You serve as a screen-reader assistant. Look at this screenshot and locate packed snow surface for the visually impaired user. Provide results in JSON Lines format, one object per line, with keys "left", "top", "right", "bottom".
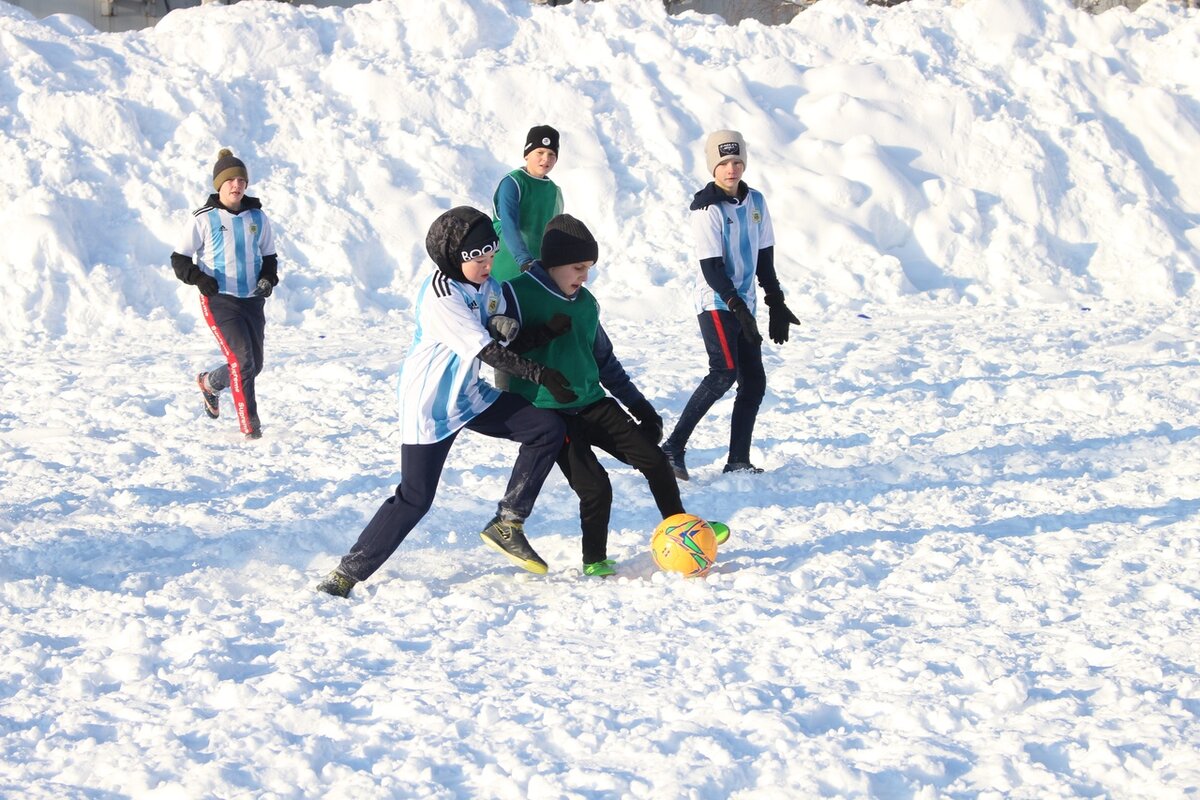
{"left": 1, "top": 0, "right": 1198, "bottom": 796}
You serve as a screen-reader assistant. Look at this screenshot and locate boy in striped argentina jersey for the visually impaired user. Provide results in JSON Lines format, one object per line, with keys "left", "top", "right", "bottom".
{"left": 316, "top": 207, "right": 577, "bottom": 599}
{"left": 661, "top": 130, "right": 801, "bottom": 480}
{"left": 171, "top": 148, "right": 279, "bottom": 440}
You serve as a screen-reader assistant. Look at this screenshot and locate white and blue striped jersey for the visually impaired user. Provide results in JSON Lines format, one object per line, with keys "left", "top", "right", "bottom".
{"left": 691, "top": 188, "right": 775, "bottom": 315}
{"left": 397, "top": 271, "right": 505, "bottom": 444}
{"left": 176, "top": 203, "right": 276, "bottom": 298}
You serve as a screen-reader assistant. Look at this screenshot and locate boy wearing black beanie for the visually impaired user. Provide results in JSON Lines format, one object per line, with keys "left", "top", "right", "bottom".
{"left": 489, "top": 124, "right": 564, "bottom": 285}
{"left": 494, "top": 215, "right": 724, "bottom": 577}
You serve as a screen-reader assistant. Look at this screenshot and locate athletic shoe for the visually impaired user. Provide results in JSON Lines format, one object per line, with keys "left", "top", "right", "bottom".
{"left": 316, "top": 569, "right": 356, "bottom": 598}
{"left": 722, "top": 462, "right": 763, "bottom": 474}
{"left": 662, "top": 443, "right": 689, "bottom": 481}
{"left": 246, "top": 414, "right": 262, "bottom": 440}
{"left": 480, "top": 516, "right": 548, "bottom": 575}
{"left": 583, "top": 559, "right": 617, "bottom": 577}
{"left": 709, "top": 521, "right": 731, "bottom": 545}
{"left": 197, "top": 372, "right": 219, "bottom": 419}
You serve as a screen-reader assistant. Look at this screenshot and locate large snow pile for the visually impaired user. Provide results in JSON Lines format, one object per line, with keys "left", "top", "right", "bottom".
{"left": 1, "top": 0, "right": 1199, "bottom": 797}
{"left": 0, "top": 0, "right": 1197, "bottom": 345}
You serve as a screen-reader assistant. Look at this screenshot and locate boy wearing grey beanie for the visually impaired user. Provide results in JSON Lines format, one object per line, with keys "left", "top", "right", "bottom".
{"left": 661, "top": 130, "right": 800, "bottom": 480}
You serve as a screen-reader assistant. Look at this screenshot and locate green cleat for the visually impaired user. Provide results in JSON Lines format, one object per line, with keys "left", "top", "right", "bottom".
{"left": 709, "top": 521, "right": 730, "bottom": 545}
{"left": 480, "top": 516, "right": 548, "bottom": 575}
{"left": 583, "top": 559, "right": 617, "bottom": 577}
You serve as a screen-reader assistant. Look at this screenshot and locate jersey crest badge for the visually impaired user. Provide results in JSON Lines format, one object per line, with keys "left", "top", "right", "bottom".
{"left": 752, "top": 210, "right": 762, "bottom": 224}
{"left": 487, "top": 295, "right": 500, "bottom": 314}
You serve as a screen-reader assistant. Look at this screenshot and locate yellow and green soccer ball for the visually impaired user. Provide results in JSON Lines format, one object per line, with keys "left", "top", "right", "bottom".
{"left": 651, "top": 513, "right": 718, "bottom": 577}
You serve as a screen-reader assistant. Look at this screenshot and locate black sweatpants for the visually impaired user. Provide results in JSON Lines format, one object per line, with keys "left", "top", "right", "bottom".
{"left": 337, "top": 393, "right": 565, "bottom": 582}
{"left": 557, "top": 398, "right": 685, "bottom": 563}
{"left": 664, "top": 308, "right": 766, "bottom": 465}
{"left": 202, "top": 293, "right": 266, "bottom": 421}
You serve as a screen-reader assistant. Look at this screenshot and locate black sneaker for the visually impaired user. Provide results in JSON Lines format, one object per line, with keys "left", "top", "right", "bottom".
{"left": 246, "top": 414, "right": 262, "bottom": 440}
{"left": 480, "top": 516, "right": 548, "bottom": 575}
{"left": 316, "top": 569, "right": 356, "bottom": 598}
{"left": 662, "top": 443, "right": 689, "bottom": 481}
{"left": 723, "top": 462, "right": 764, "bottom": 474}
{"left": 197, "top": 372, "right": 219, "bottom": 419}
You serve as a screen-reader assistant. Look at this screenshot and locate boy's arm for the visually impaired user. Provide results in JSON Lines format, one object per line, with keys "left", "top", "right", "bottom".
{"left": 477, "top": 342, "right": 576, "bottom": 403}
{"left": 594, "top": 324, "right": 662, "bottom": 442}
{"left": 170, "top": 216, "right": 218, "bottom": 296}
{"left": 494, "top": 176, "right": 535, "bottom": 269}
{"left": 258, "top": 213, "right": 279, "bottom": 287}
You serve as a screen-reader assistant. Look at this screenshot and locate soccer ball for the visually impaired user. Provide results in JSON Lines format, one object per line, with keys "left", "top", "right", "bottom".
{"left": 651, "top": 513, "right": 718, "bottom": 577}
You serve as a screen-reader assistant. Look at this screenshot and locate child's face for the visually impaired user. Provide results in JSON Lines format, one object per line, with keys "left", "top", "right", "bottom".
{"left": 548, "top": 260, "right": 594, "bottom": 297}
{"left": 713, "top": 159, "right": 745, "bottom": 194}
{"left": 525, "top": 148, "right": 558, "bottom": 179}
{"left": 460, "top": 252, "right": 496, "bottom": 284}
{"left": 219, "top": 177, "right": 248, "bottom": 208}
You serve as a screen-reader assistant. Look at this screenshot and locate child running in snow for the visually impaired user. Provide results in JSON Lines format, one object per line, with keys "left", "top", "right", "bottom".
{"left": 493, "top": 214, "right": 727, "bottom": 577}
{"left": 661, "top": 130, "right": 801, "bottom": 479}
{"left": 171, "top": 148, "right": 279, "bottom": 440}
{"left": 316, "top": 206, "right": 578, "bottom": 598}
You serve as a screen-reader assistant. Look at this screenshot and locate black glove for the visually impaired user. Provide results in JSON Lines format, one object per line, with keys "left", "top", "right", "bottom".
{"left": 726, "top": 296, "right": 762, "bottom": 345}
{"left": 537, "top": 366, "right": 577, "bottom": 404}
{"left": 252, "top": 278, "right": 274, "bottom": 298}
{"left": 509, "top": 313, "right": 572, "bottom": 354}
{"left": 196, "top": 273, "right": 219, "bottom": 297}
{"left": 627, "top": 398, "right": 663, "bottom": 444}
{"left": 765, "top": 292, "right": 800, "bottom": 344}
{"left": 488, "top": 315, "right": 519, "bottom": 341}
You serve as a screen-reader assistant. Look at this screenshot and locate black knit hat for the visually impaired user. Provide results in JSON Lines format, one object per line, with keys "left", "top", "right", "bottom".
{"left": 425, "top": 206, "right": 499, "bottom": 282}
{"left": 524, "top": 125, "right": 560, "bottom": 157}
{"left": 541, "top": 214, "right": 598, "bottom": 269}
{"left": 212, "top": 148, "right": 248, "bottom": 190}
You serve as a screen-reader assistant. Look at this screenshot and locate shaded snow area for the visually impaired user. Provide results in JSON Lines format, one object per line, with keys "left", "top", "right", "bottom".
{"left": 1, "top": 0, "right": 1198, "bottom": 796}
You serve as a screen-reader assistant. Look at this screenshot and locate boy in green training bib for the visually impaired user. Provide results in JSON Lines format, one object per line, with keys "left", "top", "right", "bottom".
{"left": 490, "top": 125, "right": 565, "bottom": 283}
{"left": 493, "top": 215, "right": 726, "bottom": 577}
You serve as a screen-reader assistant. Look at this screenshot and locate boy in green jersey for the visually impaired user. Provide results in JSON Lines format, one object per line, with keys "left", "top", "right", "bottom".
{"left": 493, "top": 215, "right": 726, "bottom": 576}
{"left": 490, "top": 125, "right": 565, "bottom": 283}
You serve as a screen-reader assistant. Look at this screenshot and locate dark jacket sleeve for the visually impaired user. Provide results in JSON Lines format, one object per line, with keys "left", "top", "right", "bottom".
{"left": 171, "top": 252, "right": 204, "bottom": 285}
{"left": 699, "top": 256, "right": 740, "bottom": 305}
{"left": 477, "top": 341, "right": 545, "bottom": 384}
{"left": 594, "top": 324, "right": 646, "bottom": 410}
{"left": 754, "top": 246, "right": 782, "bottom": 297}
{"left": 259, "top": 254, "right": 279, "bottom": 286}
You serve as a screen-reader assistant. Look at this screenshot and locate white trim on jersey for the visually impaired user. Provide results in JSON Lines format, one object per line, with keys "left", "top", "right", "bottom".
{"left": 175, "top": 205, "right": 276, "bottom": 298}
{"left": 691, "top": 188, "right": 775, "bottom": 315}
{"left": 397, "top": 272, "right": 506, "bottom": 444}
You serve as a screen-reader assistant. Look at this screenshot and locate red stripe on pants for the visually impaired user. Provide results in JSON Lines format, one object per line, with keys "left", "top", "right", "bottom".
{"left": 710, "top": 310, "right": 735, "bottom": 369}
{"left": 200, "top": 295, "right": 253, "bottom": 434}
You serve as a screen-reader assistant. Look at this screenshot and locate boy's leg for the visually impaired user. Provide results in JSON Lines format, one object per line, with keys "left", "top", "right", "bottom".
{"left": 556, "top": 412, "right": 613, "bottom": 563}
{"left": 201, "top": 295, "right": 260, "bottom": 432}
{"left": 589, "top": 399, "right": 685, "bottom": 520}
{"left": 245, "top": 298, "right": 266, "bottom": 421}
{"left": 663, "top": 310, "right": 740, "bottom": 452}
{"left": 728, "top": 337, "right": 766, "bottom": 465}
{"left": 464, "top": 393, "right": 565, "bottom": 521}
{"left": 337, "top": 436, "right": 456, "bottom": 582}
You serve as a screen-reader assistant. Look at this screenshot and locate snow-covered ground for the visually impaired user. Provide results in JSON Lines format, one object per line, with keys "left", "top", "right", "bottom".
{"left": 1, "top": 0, "right": 1198, "bottom": 796}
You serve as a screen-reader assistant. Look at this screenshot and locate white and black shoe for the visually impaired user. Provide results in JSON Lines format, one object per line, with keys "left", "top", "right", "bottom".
{"left": 197, "top": 372, "right": 219, "bottom": 419}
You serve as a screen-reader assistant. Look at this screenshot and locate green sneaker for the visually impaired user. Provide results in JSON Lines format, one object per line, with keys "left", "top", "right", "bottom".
{"left": 710, "top": 521, "right": 730, "bottom": 545}
{"left": 480, "top": 516, "right": 549, "bottom": 575}
{"left": 583, "top": 559, "right": 617, "bottom": 577}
